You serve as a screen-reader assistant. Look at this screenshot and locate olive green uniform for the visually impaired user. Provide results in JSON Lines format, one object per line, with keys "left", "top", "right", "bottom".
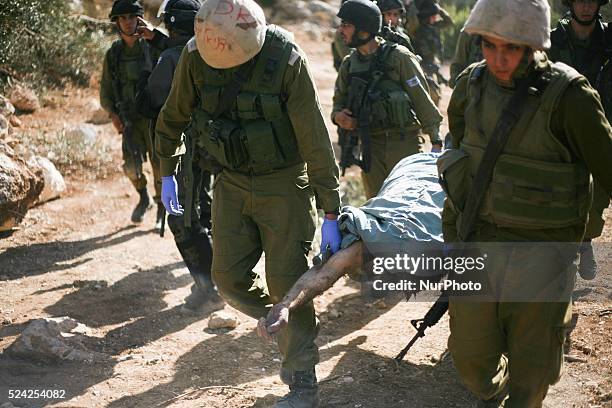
{"left": 449, "top": 30, "right": 483, "bottom": 88}
{"left": 549, "top": 18, "right": 612, "bottom": 240}
{"left": 156, "top": 28, "right": 340, "bottom": 372}
{"left": 332, "top": 39, "right": 442, "bottom": 198}
{"left": 332, "top": 30, "right": 352, "bottom": 72}
{"left": 442, "top": 54, "right": 612, "bottom": 407}
{"left": 100, "top": 39, "right": 160, "bottom": 199}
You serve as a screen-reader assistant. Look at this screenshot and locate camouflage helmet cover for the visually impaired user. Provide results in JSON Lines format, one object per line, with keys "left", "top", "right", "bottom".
{"left": 463, "top": 0, "right": 551, "bottom": 50}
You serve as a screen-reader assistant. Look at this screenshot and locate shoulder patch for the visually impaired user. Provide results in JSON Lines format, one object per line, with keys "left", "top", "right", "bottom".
{"left": 187, "top": 37, "right": 197, "bottom": 53}
{"left": 288, "top": 47, "right": 301, "bottom": 66}
{"left": 406, "top": 76, "right": 421, "bottom": 88}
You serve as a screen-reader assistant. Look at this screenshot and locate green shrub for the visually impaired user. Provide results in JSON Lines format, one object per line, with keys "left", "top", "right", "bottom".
{"left": 0, "top": 0, "right": 107, "bottom": 93}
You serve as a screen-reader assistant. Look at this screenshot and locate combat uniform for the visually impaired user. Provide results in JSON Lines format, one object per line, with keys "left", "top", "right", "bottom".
{"left": 100, "top": 38, "right": 160, "bottom": 202}
{"left": 549, "top": 17, "right": 612, "bottom": 244}
{"left": 442, "top": 51, "right": 612, "bottom": 407}
{"left": 156, "top": 26, "right": 341, "bottom": 374}
{"left": 332, "top": 39, "right": 442, "bottom": 198}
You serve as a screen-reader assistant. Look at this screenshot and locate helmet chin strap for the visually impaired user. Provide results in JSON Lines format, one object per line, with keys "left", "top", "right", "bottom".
{"left": 349, "top": 32, "right": 375, "bottom": 48}
{"left": 571, "top": 8, "right": 600, "bottom": 26}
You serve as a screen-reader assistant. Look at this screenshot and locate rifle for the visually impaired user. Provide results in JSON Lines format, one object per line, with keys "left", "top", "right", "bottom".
{"left": 338, "top": 72, "right": 382, "bottom": 175}
{"left": 110, "top": 44, "right": 145, "bottom": 179}
{"left": 394, "top": 292, "right": 448, "bottom": 361}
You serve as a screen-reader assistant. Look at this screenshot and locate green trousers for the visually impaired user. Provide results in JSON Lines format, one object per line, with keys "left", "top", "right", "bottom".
{"left": 361, "top": 130, "right": 422, "bottom": 199}
{"left": 210, "top": 163, "right": 319, "bottom": 371}
{"left": 448, "top": 243, "right": 574, "bottom": 407}
{"left": 121, "top": 116, "right": 161, "bottom": 201}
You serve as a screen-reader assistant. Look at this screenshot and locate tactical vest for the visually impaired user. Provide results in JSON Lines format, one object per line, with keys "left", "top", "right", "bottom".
{"left": 443, "top": 61, "right": 592, "bottom": 230}
{"left": 109, "top": 39, "right": 153, "bottom": 112}
{"left": 347, "top": 42, "right": 420, "bottom": 134}
{"left": 192, "top": 25, "right": 301, "bottom": 174}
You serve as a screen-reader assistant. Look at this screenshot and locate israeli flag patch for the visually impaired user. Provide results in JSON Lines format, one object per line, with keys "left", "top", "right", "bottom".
{"left": 406, "top": 76, "right": 420, "bottom": 87}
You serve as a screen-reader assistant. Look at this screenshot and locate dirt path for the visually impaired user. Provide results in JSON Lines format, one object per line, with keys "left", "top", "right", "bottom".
{"left": 0, "top": 28, "right": 610, "bottom": 408}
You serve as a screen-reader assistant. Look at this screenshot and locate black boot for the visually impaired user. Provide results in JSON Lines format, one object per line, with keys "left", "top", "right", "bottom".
{"left": 131, "top": 188, "right": 152, "bottom": 224}
{"left": 273, "top": 368, "right": 320, "bottom": 408}
{"left": 154, "top": 203, "right": 165, "bottom": 231}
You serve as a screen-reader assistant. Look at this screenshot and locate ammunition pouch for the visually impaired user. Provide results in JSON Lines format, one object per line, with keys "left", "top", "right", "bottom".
{"left": 192, "top": 109, "right": 248, "bottom": 171}
{"left": 437, "top": 148, "right": 470, "bottom": 213}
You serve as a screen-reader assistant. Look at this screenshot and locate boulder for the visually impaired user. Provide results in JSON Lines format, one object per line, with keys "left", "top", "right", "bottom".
{"left": 276, "top": 1, "right": 313, "bottom": 20}
{"left": 0, "top": 141, "right": 44, "bottom": 231}
{"left": 0, "top": 95, "right": 15, "bottom": 118}
{"left": 36, "top": 157, "right": 66, "bottom": 203}
{"left": 9, "top": 85, "right": 40, "bottom": 113}
{"left": 208, "top": 310, "right": 239, "bottom": 329}
{"left": 65, "top": 124, "right": 98, "bottom": 146}
{"left": 5, "top": 317, "right": 106, "bottom": 363}
{"left": 87, "top": 99, "right": 111, "bottom": 125}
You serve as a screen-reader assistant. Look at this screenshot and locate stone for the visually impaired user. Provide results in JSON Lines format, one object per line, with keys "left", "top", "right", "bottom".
{"left": 35, "top": 157, "right": 66, "bottom": 203}
{"left": 250, "top": 352, "right": 264, "bottom": 360}
{"left": 208, "top": 310, "right": 239, "bottom": 329}
{"left": 65, "top": 124, "right": 98, "bottom": 146}
{"left": 0, "top": 95, "right": 15, "bottom": 118}
{"left": 0, "top": 114, "right": 8, "bottom": 139}
{"left": 277, "top": 1, "right": 312, "bottom": 20}
{"left": 9, "top": 115, "right": 21, "bottom": 128}
{"left": 9, "top": 85, "right": 40, "bottom": 113}
{"left": 0, "top": 140, "right": 44, "bottom": 231}
{"left": 6, "top": 317, "right": 107, "bottom": 363}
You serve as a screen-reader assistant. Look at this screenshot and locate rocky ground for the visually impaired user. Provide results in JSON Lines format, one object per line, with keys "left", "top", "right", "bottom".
{"left": 0, "top": 25, "right": 611, "bottom": 408}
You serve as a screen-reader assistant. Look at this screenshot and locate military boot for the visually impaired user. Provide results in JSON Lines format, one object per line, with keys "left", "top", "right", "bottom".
{"left": 154, "top": 204, "right": 165, "bottom": 231}
{"left": 181, "top": 282, "right": 224, "bottom": 315}
{"left": 273, "top": 368, "right": 320, "bottom": 408}
{"left": 131, "top": 188, "right": 153, "bottom": 224}
{"left": 578, "top": 240, "right": 597, "bottom": 280}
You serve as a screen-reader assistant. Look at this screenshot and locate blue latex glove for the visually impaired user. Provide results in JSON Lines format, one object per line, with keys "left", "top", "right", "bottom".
{"left": 161, "top": 175, "right": 183, "bottom": 216}
{"left": 320, "top": 218, "right": 341, "bottom": 254}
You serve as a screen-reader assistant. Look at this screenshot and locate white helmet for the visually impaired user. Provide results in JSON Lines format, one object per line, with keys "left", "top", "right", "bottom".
{"left": 195, "top": 0, "right": 267, "bottom": 69}
{"left": 463, "top": 0, "right": 551, "bottom": 50}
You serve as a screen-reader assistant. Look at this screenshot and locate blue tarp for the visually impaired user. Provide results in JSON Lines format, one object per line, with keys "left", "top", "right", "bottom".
{"left": 339, "top": 153, "right": 445, "bottom": 249}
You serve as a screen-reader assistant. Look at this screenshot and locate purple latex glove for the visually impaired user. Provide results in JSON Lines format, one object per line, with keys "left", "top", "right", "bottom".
{"left": 161, "top": 175, "right": 183, "bottom": 216}
{"left": 321, "top": 218, "right": 341, "bottom": 254}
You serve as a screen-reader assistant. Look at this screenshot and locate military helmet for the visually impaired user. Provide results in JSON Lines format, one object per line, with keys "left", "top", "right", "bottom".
{"left": 337, "top": 0, "right": 382, "bottom": 35}
{"left": 417, "top": 0, "right": 440, "bottom": 19}
{"left": 463, "top": 0, "right": 551, "bottom": 50}
{"left": 195, "top": 0, "right": 267, "bottom": 69}
{"left": 157, "top": 0, "right": 200, "bottom": 35}
{"left": 109, "top": 0, "right": 144, "bottom": 21}
{"left": 377, "top": 0, "right": 405, "bottom": 13}
{"left": 562, "top": 0, "right": 608, "bottom": 6}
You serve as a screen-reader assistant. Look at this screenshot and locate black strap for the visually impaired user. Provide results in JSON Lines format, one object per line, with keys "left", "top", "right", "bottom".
{"left": 458, "top": 68, "right": 543, "bottom": 242}
{"left": 212, "top": 58, "right": 257, "bottom": 119}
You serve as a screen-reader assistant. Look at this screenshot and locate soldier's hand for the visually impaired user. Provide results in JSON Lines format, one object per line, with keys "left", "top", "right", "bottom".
{"left": 136, "top": 17, "right": 155, "bottom": 40}
{"left": 110, "top": 113, "right": 124, "bottom": 133}
{"left": 256, "top": 303, "right": 289, "bottom": 342}
{"left": 334, "top": 109, "right": 357, "bottom": 131}
{"left": 161, "top": 175, "right": 184, "bottom": 216}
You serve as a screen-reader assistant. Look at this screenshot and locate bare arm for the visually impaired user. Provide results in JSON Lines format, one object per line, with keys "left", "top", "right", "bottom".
{"left": 257, "top": 242, "right": 363, "bottom": 340}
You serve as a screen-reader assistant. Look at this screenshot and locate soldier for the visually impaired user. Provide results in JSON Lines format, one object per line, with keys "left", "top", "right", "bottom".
{"left": 155, "top": 0, "right": 341, "bottom": 406}
{"left": 100, "top": 0, "right": 160, "bottom": 224}
{"left": 442, "top": 0, "right": 612, "bottom": 406}
{"left": 137, "top": 0, "right": 222, "bottom": 312}
{"left": 411, "top": 0, "right": 454, "bottom": 105}
{"left": 449, "top": 29, "right": 483, "bottom": 88}
{"left": 549, "top": 0, "right": 612, "bottom": 280}
{"left": 332, "top": 0, "right": 442, "bottom": 199}
{"left": 377, "top": 0, "right": 415, "bottom": 52}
